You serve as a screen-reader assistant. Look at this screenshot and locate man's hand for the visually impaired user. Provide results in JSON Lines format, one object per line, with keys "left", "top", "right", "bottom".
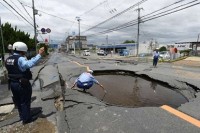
{"left": 99, "top": 84, "right": 107, "bottom": 94}
{"left": 39, "top": 47, "right": 45, "bottom": 55}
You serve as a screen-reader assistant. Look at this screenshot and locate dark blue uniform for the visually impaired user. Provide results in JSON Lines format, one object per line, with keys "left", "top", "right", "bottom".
{"left": 5, "top": 54, "right": 33, "bottom": 123}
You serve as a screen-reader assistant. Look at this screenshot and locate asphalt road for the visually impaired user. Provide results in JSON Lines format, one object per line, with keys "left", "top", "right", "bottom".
{"left": 0, "top": 52, "right": 200, "bottom": 133}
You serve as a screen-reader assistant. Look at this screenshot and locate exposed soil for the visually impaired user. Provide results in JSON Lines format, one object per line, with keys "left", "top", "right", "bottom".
{"left": 172, "top": 60, "right": 200, "bottom": 67}
{"left": 0, "top": 118, "right": 56, "bottom": 133}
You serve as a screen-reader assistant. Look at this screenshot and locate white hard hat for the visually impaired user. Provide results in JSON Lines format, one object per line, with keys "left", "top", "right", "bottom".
{"left": 13, "top": 42, "right": 28, "bottom": 52}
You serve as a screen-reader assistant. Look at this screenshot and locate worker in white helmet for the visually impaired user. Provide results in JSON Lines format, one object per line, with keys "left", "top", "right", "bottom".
{"left": 5, "top": 42, "right": 45, "bottom": 124}
{"left": 71, "top": 70, "right": 107, "bottom": 94}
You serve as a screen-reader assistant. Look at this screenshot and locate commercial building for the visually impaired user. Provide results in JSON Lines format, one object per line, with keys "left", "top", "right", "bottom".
{"left": 66, "top": 36, "right": 87, "bottom": 51}
{"left": 97, "top": 43, "right": 136, "bottom": 55}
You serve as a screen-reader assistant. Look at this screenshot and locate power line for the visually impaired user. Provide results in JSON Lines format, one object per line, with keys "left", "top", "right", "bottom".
{"left": 23, "top": 4, "right": 76, "bottom": 22}
{"left": 0, "top": 1, "right": 34, "bottom": 33}
{"left": 105, "top": 0, "right": 197, "bottom": 32}
{"left": 85, "top": 0, "right": 188, "bottom": 34}
{"left": 2, "top": 0, "right": 34, "bottom": 27}
{"left": 0, "top": 1, "right": 21, "bottom": 20}
{"left": 86, "top": 0, "right": 200, "bottom": 37}
{"left": 82, "top": 0, "right": 148, "bottom": 33}
{"left": 9, "top": 0, "right": 32, "bottom": 22}
{"left": 79, "top": 0, "right": 107, "bottom": 17}
{"left": 17, "top": 0, "right": 33, "bottom": 21}
{"left": 22, "top": 3, "right": 108, "bottom": 29}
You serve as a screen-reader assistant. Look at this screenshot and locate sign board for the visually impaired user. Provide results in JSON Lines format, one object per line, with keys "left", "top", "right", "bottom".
{"left": 46, "top": 28, "right": 51, "bottom": 33}
{"left": 41, "top": 28, "right": 45, "bottom": 33}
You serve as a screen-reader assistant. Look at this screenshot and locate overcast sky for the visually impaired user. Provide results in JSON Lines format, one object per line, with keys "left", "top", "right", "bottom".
{"left": 1, "top": 0, "right": 200, "bottom": 45}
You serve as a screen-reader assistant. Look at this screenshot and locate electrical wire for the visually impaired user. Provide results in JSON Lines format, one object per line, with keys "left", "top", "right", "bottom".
{"left": 0, "top": 1, "right": 21, "bottom": 20}
{"left": 84, "top": 0, "right": 188, "bottom": 34}
{"left": 120, "top": 0, "right": 197, "bottom": 28}
{"left": 0, "top": 1, "right": 34, "bottom": 34}
{"left": 9, "top": 0, "right": 32, "bottom": 22}
{"left": 79, "top": 0, "right": 107, "bottom": 17}
{"left": 86, "top": 0, "right": 200, "bottom": 37}
{"left": 17, "top": 0, "right": 33, "bottom": 21}
{"left": 2, "top": 0, "right": 34, "bottom": 27}
{"left": 82, "top": 0, "right": 148, "bottom": 33}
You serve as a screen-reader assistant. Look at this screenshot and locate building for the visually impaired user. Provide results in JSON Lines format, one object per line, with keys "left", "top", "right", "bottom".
{"left": 49, "top": 43, "right": 58, "bottom": 49}
{"left": 97, "top": 43, "right": 136, "bottom": 55}
{"left": 66, "top": 36, "right": 87, "bottom": 51}
{"left": 174, "top": 42, "right": 200, "bottom": 56}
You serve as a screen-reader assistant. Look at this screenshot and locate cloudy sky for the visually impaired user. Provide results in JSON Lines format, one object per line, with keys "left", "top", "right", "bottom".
{"left": 1, "top": 0, "right": 200, "bottom": 45}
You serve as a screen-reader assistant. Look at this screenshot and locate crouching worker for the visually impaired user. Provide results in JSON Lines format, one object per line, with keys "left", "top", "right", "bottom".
{"left": 5, "top": 42, "right": 44, "bottom": 124}
{"left": 71, "top": 70, "right": 107, "bottom": 94}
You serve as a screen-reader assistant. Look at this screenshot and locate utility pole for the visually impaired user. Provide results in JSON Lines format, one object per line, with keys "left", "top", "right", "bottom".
{"left": 135, "top": 7, "right": 143, "bottom": 56}
{"left": 0, "top": 17, "right": 5, "bottom": 61}
{"left": 106, "top": 35, "right": 108, "bottom": 45}
{"left": 76, "top": 17, "right": 81, "bottom": 51}
{"left": 32, "top": 0, "right": 37, "bottom": 53}
{"left": 197, "top": 33, "right": 200, "bottom": 42}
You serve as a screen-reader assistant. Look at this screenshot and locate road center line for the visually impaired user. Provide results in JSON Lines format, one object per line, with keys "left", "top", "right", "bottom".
{"left": 71, "top": 61, "right": 90, "bottom": 71}
{"left": 161, "top": 105, "right": 200, "bottom": 128}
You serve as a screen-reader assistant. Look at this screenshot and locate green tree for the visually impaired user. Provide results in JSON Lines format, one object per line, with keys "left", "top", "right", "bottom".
{"left": 0, "top": 22, "right": 35, "bottom": 53}
{"left": 123, "top": 40, "right": 135, "bottom": 43}
{"left": 159, "top": 46, "right": 167, "bottom": 51}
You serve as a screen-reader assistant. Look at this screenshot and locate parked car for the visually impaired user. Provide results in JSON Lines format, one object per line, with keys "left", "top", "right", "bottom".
{"left": 159, "top": 51, "right": 170, "bottom": 59}
{"left": 97, "top": 50, "right": 107, "bottom": 56}
{"left": 83, "top": 50, "right": 90, "bottom": 56}
{"left": 119, "top": 49, "right": 129, "bottom": 56}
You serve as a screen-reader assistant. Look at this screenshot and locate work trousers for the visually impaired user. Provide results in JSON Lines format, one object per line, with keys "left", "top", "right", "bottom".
{"left": 153, "top": 57, "right": 158, "bottom": 67}
{"left": 10, "top": 80, "right": 32, "bottom": 123}
{"left": 77, "top": 81, "right": 93, "bottom": 90}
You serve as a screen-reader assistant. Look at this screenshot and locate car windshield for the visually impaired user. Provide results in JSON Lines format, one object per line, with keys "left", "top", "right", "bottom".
{"left": 160, "top": 51, "right": 167, "bottom": 54}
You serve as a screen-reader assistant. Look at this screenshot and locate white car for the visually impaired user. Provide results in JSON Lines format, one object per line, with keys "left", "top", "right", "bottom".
{"left": 97, "top": 50, "right": 107, "bottom": 56}
{"left": 159, "top": 51, "right": 170, "bottom": 59}
{"left": 83, "top": 50, "right": 90, "bottom": 56}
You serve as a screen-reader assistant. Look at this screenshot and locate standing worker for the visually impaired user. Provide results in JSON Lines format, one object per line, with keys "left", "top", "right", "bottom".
{"left": 71, "top": 70, "right": 107, "bottom": 94}
{"left": 153, "top": 48, "right": 160, "bottom": 68}
{"left": 5, "top": 42, "right": 45, "bottom": 124}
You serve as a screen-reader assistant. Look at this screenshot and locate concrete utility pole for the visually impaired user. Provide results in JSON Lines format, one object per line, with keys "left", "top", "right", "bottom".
{"left": 32, "top": 0, "right": 37, "bottom": 53}
{"left": 106, "top": 35, "right": 108, "bottom": 45}
{"left": 136, "top": 7, "right": 143, "bottom": 56}
{"left": 197, "top": 33, "right": 200, "bottom": 42}
{"left": 0, "top": 17, "right": 5, "bottom": 61}
{"left": 76, "top": 17, "right": 81, "bottom": 50}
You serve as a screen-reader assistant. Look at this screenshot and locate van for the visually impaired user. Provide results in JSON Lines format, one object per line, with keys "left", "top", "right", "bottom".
{"left": 83, "top": 50, "right": 90, "bottom": 56}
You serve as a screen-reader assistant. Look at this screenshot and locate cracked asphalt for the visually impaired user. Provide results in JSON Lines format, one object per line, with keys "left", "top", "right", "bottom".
{"left": 0, "top": 52, "right": 200, "bottom": 133}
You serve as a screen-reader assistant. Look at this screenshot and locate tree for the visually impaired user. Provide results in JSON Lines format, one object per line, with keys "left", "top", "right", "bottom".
{"left": 123, "top": 40, "right": 135, "bottom": 43}
{"left": 159, "top": 46, "right": 167, "bottom": 51}
{"left": 0, "top": 22, "right": 35, "bottom": 53}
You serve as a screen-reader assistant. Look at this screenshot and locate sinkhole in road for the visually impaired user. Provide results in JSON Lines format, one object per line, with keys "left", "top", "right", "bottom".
{"left": 88, "top": 70, "right": 188, "bottom": 108}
